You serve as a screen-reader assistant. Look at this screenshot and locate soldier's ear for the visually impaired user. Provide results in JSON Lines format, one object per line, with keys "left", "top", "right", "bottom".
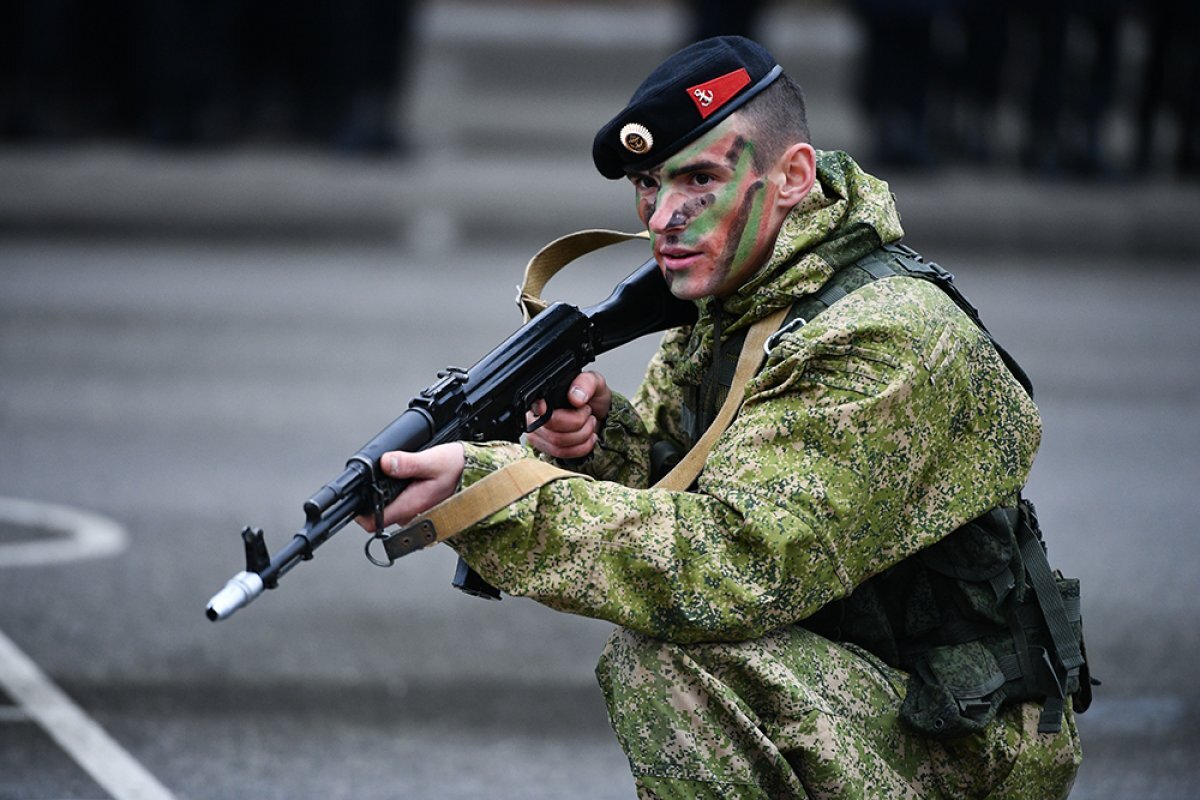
{"left": 774, "top": 142, "right": 816, "bottom": 209}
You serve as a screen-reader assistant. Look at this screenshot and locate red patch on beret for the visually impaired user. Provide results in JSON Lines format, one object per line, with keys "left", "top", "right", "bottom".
{"left": 686, "top": 68, "right": 752, "bottom": 120}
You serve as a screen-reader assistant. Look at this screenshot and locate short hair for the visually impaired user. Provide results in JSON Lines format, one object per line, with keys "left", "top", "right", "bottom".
{"left": 736, "top": 73, "right": 811, "bottom": 170}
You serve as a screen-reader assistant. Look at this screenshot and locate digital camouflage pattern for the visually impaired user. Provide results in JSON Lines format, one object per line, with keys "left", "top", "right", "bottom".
{"left": 448, "top": 150, "right": 1080, "bottom": 797}
{"left": 597, "top": 626, "right": 1081, "bottom": 799}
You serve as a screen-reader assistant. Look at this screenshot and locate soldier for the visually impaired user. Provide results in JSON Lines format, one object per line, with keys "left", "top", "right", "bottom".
{"left": 361, "top": 37, "right": 1088, "bottom": 799}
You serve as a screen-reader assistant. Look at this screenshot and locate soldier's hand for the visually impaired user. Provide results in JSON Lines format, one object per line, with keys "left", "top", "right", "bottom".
{"left": 526, "top": 371, "right": 612, "bottom": 461}
{"left": 354, "top": 443, "right": 465, "bottom": 532}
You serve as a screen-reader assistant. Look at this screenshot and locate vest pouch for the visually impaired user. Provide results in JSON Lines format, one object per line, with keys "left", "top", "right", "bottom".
{"left": 900, "top": 640, "right": 1007, "bottom": 737}
{"left": 917, "top": 507, "right": 1025, "bottom": 627}
{"left": 649, "top": 439, "right": 685, "bottom": 485}
{"left": 1055, "top": 574, "right": 1094, "bottom": 713}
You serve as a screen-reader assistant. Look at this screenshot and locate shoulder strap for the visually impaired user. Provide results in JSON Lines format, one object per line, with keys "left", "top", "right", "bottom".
{"left": 675, "top": 243, "right": 1035, "bottom": 488}
{"left": 865, "top": 244, "right": 1035, "bottom": 398}
{"left": 701, "top": 244, "right": 1034, "bottom": 406}
{"left": 653, "top": 307, "right": 790, "bottom": 491}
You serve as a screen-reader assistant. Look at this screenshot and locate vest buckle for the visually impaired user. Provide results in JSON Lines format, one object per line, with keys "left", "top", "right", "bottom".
{"left": 764, "top": 317, "right": 807, "bottom": 355}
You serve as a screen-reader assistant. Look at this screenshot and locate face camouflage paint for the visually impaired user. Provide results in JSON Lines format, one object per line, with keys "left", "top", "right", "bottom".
{"left": 629, "top": 117, "right": 779, "bottom": 301}
{"left": 666, "top": 193, "right": 715, "bottom": 228}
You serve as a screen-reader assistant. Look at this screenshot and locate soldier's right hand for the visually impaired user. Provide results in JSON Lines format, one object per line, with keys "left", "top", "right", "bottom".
{"left": 525, "top": 371, "right": 611, "bottom": 461}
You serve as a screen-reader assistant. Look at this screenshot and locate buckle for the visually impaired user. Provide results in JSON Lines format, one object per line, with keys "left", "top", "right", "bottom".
{"left": 764, "top": 317, "right": 806, "bottom": 355}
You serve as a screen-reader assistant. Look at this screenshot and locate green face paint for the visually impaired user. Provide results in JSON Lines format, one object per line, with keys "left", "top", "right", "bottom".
{"left": 629, "top": 120, "right": 777, "bottom": 300}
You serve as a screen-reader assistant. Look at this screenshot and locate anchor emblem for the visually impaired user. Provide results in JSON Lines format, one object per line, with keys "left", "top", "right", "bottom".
{"left": 619, "top": 122, "right": 654, "bottom": 154}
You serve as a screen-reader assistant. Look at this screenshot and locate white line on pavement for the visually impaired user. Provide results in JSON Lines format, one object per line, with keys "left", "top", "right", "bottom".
{"left": 0, "top": 627, "right": 179, "bottom": 800}
{"left": 0, "top": 496, "right": 128, "bottom": 567}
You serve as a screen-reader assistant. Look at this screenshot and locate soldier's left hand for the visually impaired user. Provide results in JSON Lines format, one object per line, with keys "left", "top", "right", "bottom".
{"left": 354, "top": 443, "right": 465, "bottom": 531}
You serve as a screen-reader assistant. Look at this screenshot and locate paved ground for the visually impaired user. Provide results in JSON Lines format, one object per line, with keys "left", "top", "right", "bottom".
{"left": 2, "top": 3, "right": 1199, "bottom": 798}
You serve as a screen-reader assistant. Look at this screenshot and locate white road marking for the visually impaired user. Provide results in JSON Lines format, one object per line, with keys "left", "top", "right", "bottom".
{"left": 0, "top": 627, "right": 179, "bottom": 800}
{"left": 0, "top": 496, "right": 128, "bottom": 567}
{"left": 0, "top": 499, "right": 172, "bottom": 798}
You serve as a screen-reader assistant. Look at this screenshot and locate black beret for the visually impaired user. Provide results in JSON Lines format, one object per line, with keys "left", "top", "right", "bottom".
{"left": 593, "top": 36, "right": 783, "bottom": 179}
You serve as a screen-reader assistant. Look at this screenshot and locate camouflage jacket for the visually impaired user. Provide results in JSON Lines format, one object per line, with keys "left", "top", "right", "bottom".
{"left": 450, "top": 150, "right": 1041, "bottom": 645}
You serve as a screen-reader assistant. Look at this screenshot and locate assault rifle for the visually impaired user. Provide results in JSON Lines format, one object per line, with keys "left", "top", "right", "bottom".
{"left": 205, "top": 257, "right": 695, "bottom": 621}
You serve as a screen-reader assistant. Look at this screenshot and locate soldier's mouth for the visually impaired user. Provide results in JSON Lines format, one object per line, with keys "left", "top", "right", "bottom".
{"left": 658, "top": 247, "right": 704, "bottom": 271}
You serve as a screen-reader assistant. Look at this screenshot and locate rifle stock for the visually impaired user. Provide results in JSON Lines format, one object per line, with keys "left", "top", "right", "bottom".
{"left": 205, "top": 258, "right": 695, "bottom": 621}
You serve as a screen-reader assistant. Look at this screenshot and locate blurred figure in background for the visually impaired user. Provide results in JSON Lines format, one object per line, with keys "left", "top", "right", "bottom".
{"left": 1063, "top": 0, "right": 1125, "bottom": 177}
{"left": 846, "top": 0, "right": 1133, "bottom": 176}
{"left": 946, "top": 0, "right": 1009, "bottom": 165}
{"left": 136, "top": 0, "right": 238, "bottom": 145}
{"left": 1010, "top": 0, "right": 1125, "bottom": 177}
{"left": 0, "top": 0, "right": 417, "bottom": 155}
{"left": 1008, "top": 0, "right": 1070, "bottom": 175}
{"left": 1133, "top": 0, "right": 1200, "bottom": 177}
{"left": 686, "top": 0, "right": 766, "bottom": 42}
{"left": 3, "top": 0, "right": 138, "bottom": 140}
{"left": 850, "top": 0, "right": 949, "bottom": 169}
{"left": 308, "top": 0, "right": 417, "bottom": 155}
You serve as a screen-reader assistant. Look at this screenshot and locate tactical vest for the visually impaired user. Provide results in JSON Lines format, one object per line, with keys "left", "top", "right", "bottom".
{"left": 665, "top": 243, "right": 1093, "bottom": 737}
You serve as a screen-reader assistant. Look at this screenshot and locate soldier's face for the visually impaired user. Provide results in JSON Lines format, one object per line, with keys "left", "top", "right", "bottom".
{"left": 629, "top": 117, "right": 778, "bottom": 301}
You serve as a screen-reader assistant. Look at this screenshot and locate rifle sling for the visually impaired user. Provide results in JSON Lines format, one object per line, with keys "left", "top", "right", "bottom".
{"left": 652, "top": 306, "right": 790, "bottom": 491}
{"left": 381, "top": 459, "right": 585, "bottom": 561}
{"left": 518, "top": 228, "right": 651, "bottom": 321}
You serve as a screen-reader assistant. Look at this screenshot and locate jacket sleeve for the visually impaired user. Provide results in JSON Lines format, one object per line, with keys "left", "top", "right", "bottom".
{"left": 449, "top": 278, "right": 1041, "bottom": 643}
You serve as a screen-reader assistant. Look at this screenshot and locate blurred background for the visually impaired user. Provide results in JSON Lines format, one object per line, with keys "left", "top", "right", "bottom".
{"left": 1, "top": 1, "right": 1198, "bottom": 798}
{"left": 2, "top": 0, "right": 1199, "bottom": 175}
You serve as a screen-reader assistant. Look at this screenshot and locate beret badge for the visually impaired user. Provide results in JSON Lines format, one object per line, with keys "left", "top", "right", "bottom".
{"left": 619, "top": 123, "right": 654, "bottom": 155}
